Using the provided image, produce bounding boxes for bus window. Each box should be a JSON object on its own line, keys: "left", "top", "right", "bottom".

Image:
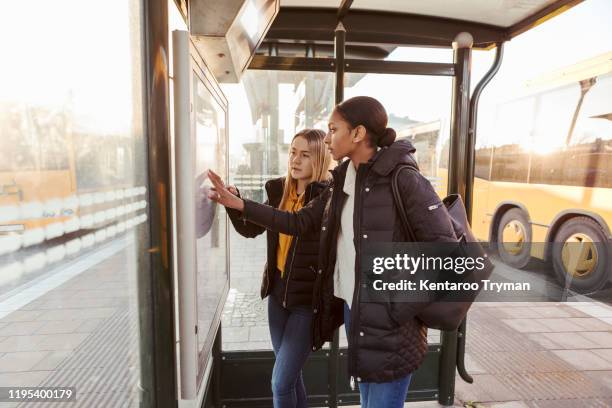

{"left": 36, "top": 111, "right": 71, "bottom": 171}
{"left": 474, "top": 105, "right": 495, "bottom": 181}
{"left": 0, "top": 108, "right": 36, "bottom": 172}
{"left": 529, "top": 83, "right": 581, "bottom": 185}
{"left": 412, "top": 130, "right": 439, "bottom": 177}
{"left": 529, "top": 75, "right": 612, "bottom": 188}
{"left": 397, "top": 122, "right": 441, "bottom": 178}
{"left": 532, "top": 84, "right": 581, "bottom": 152}
{"left": 0, "top": 107, "right": 70, "bottom": 172}
{"left": 439, "top": 140, "right": 449, "bottom": 170}
{"left": 571, "top": 74, "right": 612, "bottom": 145}
{"left": 490, "top": 97, "right": 535, "bottom": 183}
{"left": 567, "top": 74, "right": 612, "bottom": 188}
{"left": 474, "top": 147, "right": 493, "bottom": 180}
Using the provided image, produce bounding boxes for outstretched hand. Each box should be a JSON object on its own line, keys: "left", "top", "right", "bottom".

{"left": 207, "top": 169, "right": 245, "bottom": 211}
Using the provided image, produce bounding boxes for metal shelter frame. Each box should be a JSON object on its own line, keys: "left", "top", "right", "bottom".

{"left": 140, "top": 1, "right": 584, "bottom": 406}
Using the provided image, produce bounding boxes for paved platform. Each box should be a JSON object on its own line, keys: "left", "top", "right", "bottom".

{"left": 0, "top": 237, "right": 140, "bottom": 407}
{"left": 455, "top": 301, "right": 612, "bottom": 407}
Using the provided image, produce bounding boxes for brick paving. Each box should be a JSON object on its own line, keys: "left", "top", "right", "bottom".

{"left": 455, "top": 302, "right": 612, "bottom": 407}
{"left": 222, "top": 229, "right": 273, "bottom": 350}
{"left": 0, "top": 237, "right": 140, "bottom": 408}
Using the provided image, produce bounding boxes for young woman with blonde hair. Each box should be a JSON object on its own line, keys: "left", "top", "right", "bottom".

{"left": 225, "top": 128, "right": 332, "bottom": 408}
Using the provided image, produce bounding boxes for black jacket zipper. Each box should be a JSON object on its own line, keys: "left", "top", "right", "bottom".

{"left": 283, "top": 236, "right": 299, "bottom": 308}
{"left": 282, "top": 184, "right": 312, "bottom": 308}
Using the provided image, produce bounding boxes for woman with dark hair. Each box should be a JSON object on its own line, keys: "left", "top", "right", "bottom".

{"left": 224, "top": 128, "right": 332, "bottom": 408}
{"left": 209, "top": 96, "right": 457, "bottom": 408}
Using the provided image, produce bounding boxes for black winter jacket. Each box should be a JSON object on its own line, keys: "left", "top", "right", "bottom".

{"left": 227, "top": 178, "right": 327, "bottom": 308}
{"left": 241, "top": 140, "right": 458, "bottom": 383}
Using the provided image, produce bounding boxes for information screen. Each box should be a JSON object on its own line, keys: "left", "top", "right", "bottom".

{"left": 192, "top": 69, "right": 229, "bottom": 378}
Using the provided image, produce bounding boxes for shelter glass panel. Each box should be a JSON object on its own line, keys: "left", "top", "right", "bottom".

{"left": 345, "top": 72, "right": 452, "bottom": 199}
{"left": 221, "top": 70, "right": 334, "bottom": 351}
{"left": 0, "top": 1, "right": 150, "bottom": 405}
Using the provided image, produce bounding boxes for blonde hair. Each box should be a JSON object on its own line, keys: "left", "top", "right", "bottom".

{"left": 279, "top": 129, "right": 332, "bottom": 210}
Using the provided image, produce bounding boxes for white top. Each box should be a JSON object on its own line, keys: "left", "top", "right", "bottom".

{"left": 334, "top": 161, "right": 357, "bottom": 306}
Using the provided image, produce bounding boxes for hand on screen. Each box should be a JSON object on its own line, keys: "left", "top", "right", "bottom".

{"left": 207, "top": 170, "right": 245, "bottom": 211}
{"left": 195, "top": 182, "right": 216, "bottom": 238}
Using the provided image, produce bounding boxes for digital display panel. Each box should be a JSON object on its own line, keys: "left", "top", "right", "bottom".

{"left": 191, "top": 68, "right": 229, "bottom": 381}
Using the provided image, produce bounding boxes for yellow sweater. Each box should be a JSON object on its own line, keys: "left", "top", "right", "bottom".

{"left": 276, "top": 187, "right": 304, "bottom": 277}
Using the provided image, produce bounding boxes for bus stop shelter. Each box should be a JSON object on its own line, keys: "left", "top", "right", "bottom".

{"left": 143, "top": 1, "right": 586, "bottom": 407}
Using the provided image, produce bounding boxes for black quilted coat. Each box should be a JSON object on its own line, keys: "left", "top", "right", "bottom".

{"left": 227, "top": 178, "right": 327, "bottom": 308}
{"left": 241, "top": 140, "right": 457, "bottom": 383}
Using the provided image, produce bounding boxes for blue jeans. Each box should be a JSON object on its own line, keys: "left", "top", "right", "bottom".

{"left": 344, "top": 303, "right": 413, "bottom": 408}
{"left": 268, "top": 295, "right": 313, "bottom": 408}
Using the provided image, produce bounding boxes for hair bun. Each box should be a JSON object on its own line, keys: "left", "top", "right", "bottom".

{"left": 378, "top": 127, "right": 396, "bottom": 147}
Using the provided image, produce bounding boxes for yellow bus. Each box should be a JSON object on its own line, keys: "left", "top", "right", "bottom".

{"left": 401, "top": 52, "right": 612, "bottom": 293}
{"left": 0, "top": 103, "right": 138, "bottom": 239}
{"left": 473, "top": 52, "right": 612, "bottom": 293}
{"left": 0, "top": 104, "right": 77, "bottom": 234}
{"left": 475, "top": 52, "right": 611, "bottom": 294}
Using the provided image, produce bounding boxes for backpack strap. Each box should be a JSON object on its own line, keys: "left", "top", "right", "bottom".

{"left": 391, "top": 164, "right": 418, "bottom": 242}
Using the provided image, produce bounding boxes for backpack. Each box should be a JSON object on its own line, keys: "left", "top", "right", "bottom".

{"left": 391, "top": 164, "right": 494, "bottom": 330}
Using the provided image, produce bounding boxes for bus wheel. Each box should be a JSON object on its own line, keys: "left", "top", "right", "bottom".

{"left": 496, "top": 208, "right": 532, "bottom": 269}
{"left": 552, "top": 217, "right": 609, "bottom": 294}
